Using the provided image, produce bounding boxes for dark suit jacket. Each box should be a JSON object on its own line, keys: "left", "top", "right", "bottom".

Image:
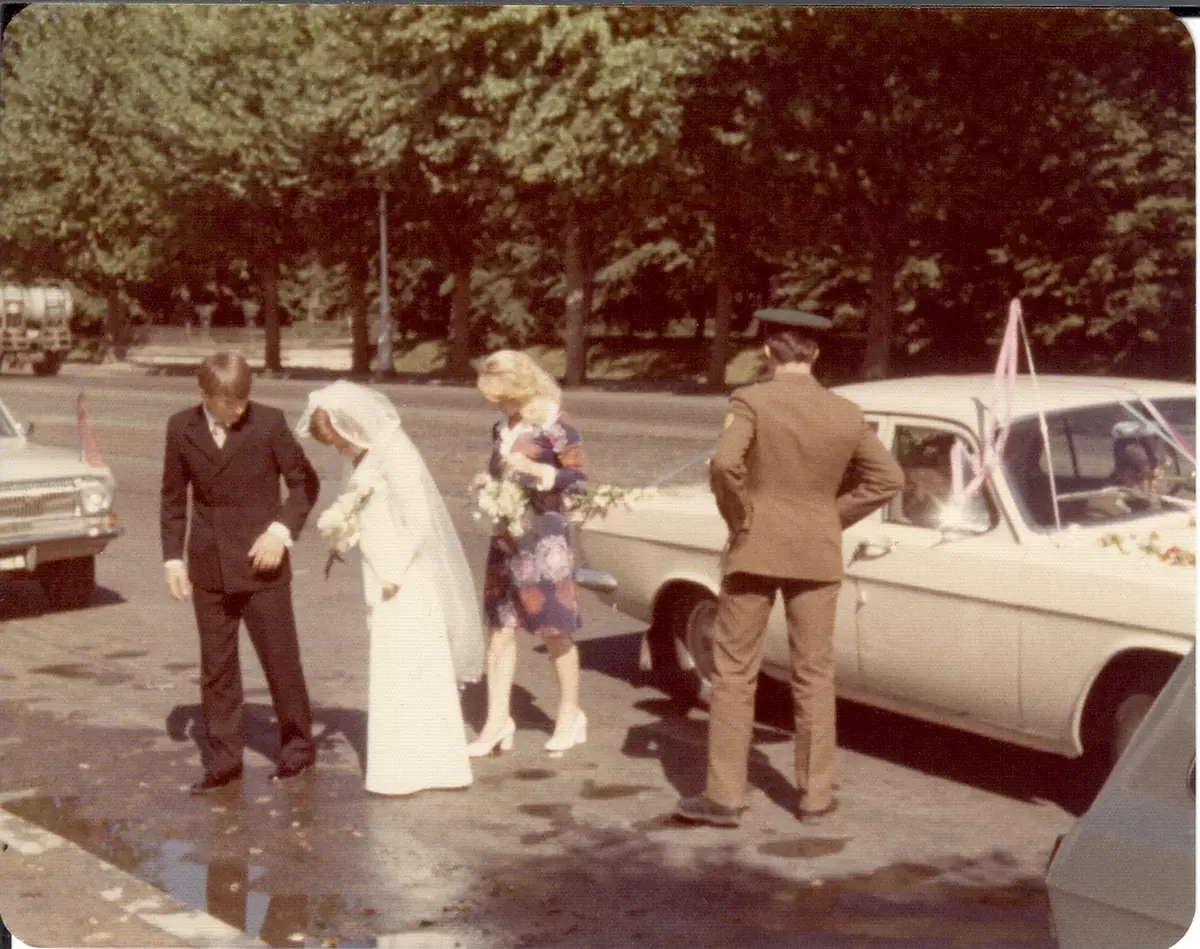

{"left": 160, "top": 402, "right": 320, "bottom": 593}
{"left": 710, "top": 373, "right": 903, "bottom": 583}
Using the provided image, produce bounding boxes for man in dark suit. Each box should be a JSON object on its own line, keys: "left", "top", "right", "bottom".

{"left": 676, "top": 310, "right": 904, "bottom": 828}
{"left": 161, "top": 351, "right": 321, "bottom": 794}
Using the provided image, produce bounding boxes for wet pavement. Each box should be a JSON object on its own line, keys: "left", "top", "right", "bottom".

{"left": 0, "top": 371, "right": 1074, "bottom": 948}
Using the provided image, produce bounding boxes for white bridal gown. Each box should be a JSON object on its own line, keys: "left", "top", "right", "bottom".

{"left": 348, "top": 445, "right": 473, "bottom": 796}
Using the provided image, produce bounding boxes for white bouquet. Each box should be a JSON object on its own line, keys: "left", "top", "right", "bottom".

{"left": 567, "top": 484, "right": 658, "bottom": 524}
{"left": 469, "top": 473, "right": 531, "bottom": 538}
{"left": 317, "top": 485, "right": 375, "bottom": 577}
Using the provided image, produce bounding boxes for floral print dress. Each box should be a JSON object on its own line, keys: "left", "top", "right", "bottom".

{"left": 483, "top": 409, "right": 588, "bottom": 637}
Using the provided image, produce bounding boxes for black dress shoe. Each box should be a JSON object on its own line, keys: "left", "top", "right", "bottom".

{"left": 189, "top": 767, "right": 243, "bottom": 795}
{"left": 673, "top": 794, "right": 744, "bottom": 828}
{"left": 798, "top": 798, "right": 839, "bottom": 822}
{"left": 270, "top": 760, "right": 315, "bottom": 782}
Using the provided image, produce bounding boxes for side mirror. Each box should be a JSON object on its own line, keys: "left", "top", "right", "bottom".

{"left": 15, "top": 421, "right": 33, "bottom": 438}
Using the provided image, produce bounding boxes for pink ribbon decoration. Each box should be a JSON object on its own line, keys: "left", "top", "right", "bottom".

{"left": 76, "top": 389, "right": 105, "bottom": 468}
{"left": 963, "top": 299, "right": 1022, "bottom": 497}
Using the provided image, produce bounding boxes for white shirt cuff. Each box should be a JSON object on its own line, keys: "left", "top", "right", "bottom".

{"left": 267, "top": 522, "right": 294, "bottom": 547}
{"left": 164, "top": 559, "right": 184, "bottom": 570}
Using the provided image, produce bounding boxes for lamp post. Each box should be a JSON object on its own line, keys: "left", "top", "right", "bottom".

{"left": 375, "top": 186, "right": 392, "bottom": 381}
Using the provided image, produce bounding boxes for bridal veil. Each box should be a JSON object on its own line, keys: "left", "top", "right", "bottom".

{"left": 296, "top": 381, "right": 485, "bottom": 684}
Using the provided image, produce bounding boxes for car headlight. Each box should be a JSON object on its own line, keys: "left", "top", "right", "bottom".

{"left": 78, "top": 476, "right": 114, "bottom": 515}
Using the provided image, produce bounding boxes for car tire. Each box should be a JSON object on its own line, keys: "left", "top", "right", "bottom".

{"left": 665, "top": 590, "right": 719, "bottom": 706}
{"left": 1110, "top": 687, "right": 1160, "bottom": 766}
{"left": 36, "top": 556, "right": 95, "bottom": 610}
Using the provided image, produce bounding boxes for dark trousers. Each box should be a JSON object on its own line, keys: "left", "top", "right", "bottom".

{"left": 705, "top": 572, "right": 841, "bottom": 812}
{"left": 192, "top": 583, "right": 315, "bottom": 776}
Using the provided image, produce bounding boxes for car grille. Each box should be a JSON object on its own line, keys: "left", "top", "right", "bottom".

{"left": 0, "top": 478, "right": 79, "bottom": 524}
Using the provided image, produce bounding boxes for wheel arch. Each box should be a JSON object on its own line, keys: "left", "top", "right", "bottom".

{"left": 1075, "top": 644, "right": 1187, "bottom": 754}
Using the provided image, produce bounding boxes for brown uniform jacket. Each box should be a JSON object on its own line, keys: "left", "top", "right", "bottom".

{"left": 710, "top": 373, "right": 903, "bottom": 583}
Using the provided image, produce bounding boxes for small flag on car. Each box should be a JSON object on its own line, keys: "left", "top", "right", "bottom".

{"left": 76, "top": 389, "right": 105, "bottom": 468}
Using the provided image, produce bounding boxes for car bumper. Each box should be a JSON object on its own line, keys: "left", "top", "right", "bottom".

{"left": 0, "top": 521, "right": 122, "bottom": 574}
{"left": 574, "top": 567, "right": 618, "bottom": 602}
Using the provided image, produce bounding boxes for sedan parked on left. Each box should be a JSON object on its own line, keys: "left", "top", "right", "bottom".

{"left": 0, "top": 395, "right": 121, "bottom": 609}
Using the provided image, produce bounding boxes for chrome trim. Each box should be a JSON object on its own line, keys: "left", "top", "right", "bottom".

{"left": 0, "top": 524, "right": 122, "bottom": 557}
{"left": 574, "top": 567, "right": 618, "bottom": 594}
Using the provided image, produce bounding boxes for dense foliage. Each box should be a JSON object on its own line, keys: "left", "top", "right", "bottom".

{"left": 0, "top": 7, "right": 1192, "bottom": 381}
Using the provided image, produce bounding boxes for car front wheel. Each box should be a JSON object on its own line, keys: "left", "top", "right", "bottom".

{"left": 36, "top": 556, "right": 95, "bottom": 610}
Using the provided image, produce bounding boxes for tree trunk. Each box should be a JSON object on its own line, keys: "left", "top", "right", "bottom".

{"left": 260, "top": 239, "right": 282, "bottom": 374}
{"left": 562, "top": 202, "right": 588, "bottom": 388}
{"left": 348, "top": 252, "right": 371, "bottom": 377}
{"left": 860, "top": 235, "right": 897, "bottom": 381}
{"left": 448, "top": 255, "right": 472, "bottom": 379}
{"left": 105, "top": 286, "right": 126, "bottom": 362}
{"left": 707, "top": 224, "right": 734, "bottom": 390}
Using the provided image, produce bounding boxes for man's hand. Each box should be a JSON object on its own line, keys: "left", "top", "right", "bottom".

{"left": 381, "top": 583, "right": 400, "bottom": 602}
{"left": 249, "top": 531, "right": 287, "bottom": 572}
{"left": 165, "top": 564, "right": 192, "bottom": 601}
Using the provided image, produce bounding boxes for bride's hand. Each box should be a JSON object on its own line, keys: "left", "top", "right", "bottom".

{"left": 381, "top": 583, "right": 400, "bottom": 601}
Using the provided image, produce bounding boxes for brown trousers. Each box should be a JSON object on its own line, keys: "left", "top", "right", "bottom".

{"left": 705, "top": 572, "right": 841, "bottom": 812}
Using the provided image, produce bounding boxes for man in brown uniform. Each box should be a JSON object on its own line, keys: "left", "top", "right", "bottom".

{"left": 676, "top": 309, "right": 903, "bottom": 827}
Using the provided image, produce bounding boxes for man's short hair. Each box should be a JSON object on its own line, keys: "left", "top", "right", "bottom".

{"left": 198, "top": 351, "right": 252, "bottom": 400}
{"left": 765, "top": 330, "right": 820, "bottom": 365}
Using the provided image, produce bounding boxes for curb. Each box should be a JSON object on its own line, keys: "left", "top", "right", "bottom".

{"left": 0, "top": 792, "right": 264, "bottom": 948}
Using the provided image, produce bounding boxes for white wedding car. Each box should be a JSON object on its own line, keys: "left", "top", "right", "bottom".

{"left": 0, "top": 394, "right": 120, "bottom": 609}
{"left": 576, "top": 374, "right": 1196, "bottom": 776}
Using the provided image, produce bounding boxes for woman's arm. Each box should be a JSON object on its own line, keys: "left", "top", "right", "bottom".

{"left": 363, "top": 435, "right": 434, "bottom": 587}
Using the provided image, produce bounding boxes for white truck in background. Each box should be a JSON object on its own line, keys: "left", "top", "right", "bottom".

{"left": 1, "top": 282, "right": 73, "bottom": 375}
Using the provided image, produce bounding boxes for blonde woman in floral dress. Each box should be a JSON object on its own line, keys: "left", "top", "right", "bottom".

{"left": 469, "top": 351, "right": 589, "bottom": 758}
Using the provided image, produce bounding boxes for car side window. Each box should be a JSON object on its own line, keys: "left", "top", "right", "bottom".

{"left": 885, "top": 424, "right": 995, "bottom": 531}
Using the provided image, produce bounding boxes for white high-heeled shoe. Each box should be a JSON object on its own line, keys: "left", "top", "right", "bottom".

{"left": 544, "top": 711, "right": 587, "bottom": 755}
{"left": 466, "top": 718, "right": 515, "bottom": 758}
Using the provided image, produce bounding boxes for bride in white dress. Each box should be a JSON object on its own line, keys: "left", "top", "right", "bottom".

{"left": 296, "top": 381, "right": 485, "bottom": 795}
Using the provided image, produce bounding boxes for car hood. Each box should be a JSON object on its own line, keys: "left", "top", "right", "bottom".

{"left": 0, "top": 439, "right": 112, "bottom": 481}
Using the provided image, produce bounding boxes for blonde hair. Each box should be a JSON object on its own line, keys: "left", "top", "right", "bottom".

{"left": 477, "top": 350, "right": 562, "bottom": 424}
{"left": 198, "top": 351, "right": 252, "bottom": 400}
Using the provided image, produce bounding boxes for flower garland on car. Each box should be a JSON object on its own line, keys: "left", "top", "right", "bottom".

{"left": 317, "top": 484, "right": 375, "bottom": 577}
{"left": 468, "top": 474, "right": 657, "bottom": 537}
{"left": 565, "top": 484, "right": 659, "bottom": 523}
{"left": 1098, "top": 529, "right": 1197, "bottom": 567}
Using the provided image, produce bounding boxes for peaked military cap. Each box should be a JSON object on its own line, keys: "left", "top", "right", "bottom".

{"left": 752, "top": 308, "right": 832, "bottom": 332}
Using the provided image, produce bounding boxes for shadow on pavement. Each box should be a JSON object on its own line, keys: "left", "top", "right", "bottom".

{"left": 0, "top": 581, "right": 125, "bottom": 621}
{"left": 575, "top": 626, "right": 1095, "bottom": 817}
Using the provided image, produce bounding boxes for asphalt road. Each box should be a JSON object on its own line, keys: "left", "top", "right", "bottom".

{"left": 0, "top": 368, "right": 1077, "bottom": 949}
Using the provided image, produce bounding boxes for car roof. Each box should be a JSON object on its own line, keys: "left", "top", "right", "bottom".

{"left": 833, "top": 374, "right": 1196, "bottom": 424}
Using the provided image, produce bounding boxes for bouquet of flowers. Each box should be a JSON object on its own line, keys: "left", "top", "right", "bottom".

{"left": 317, "top": 485, "right": 375, "bottom": 578}
{"left": 469, "top": 474, "right": 532, "bottom": 538}
{"left": 1099, "top": 529, "right": 1197, "bottom": 567}
{"left": 567, "top": 484, "right": 658, "bottom": 523}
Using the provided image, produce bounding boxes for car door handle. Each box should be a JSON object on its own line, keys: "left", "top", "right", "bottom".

{"left": 851, "top": 538, "right": 899, "bottom": 562}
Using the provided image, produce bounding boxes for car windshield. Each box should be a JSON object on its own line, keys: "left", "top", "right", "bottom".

{"left": 1002, "top": 397, "right": 1196, "bottom": 529}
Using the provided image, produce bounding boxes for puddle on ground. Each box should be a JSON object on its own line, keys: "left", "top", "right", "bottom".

{"left": 3, "top": 795, "right": 378, "bottom": 947}
{"left": 758, "top": 837, "right": 848, "bottom": 859}
{"left": 518, "top": 803, "right": 573, "bottom": 822}
{"left": 103, "top": 650, "right": 148, "bottom": 660}
{"left": 739, "top": 859, "right": 1052, "bottom": 944}
{"left": 28, "top": 663, "right": 131, "bottom": 686}
{"left": 513, "top": 769, "right": 556, "bottom": 781}
{"left": 579, "top": 779, "right": 654, "bottom": 800}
